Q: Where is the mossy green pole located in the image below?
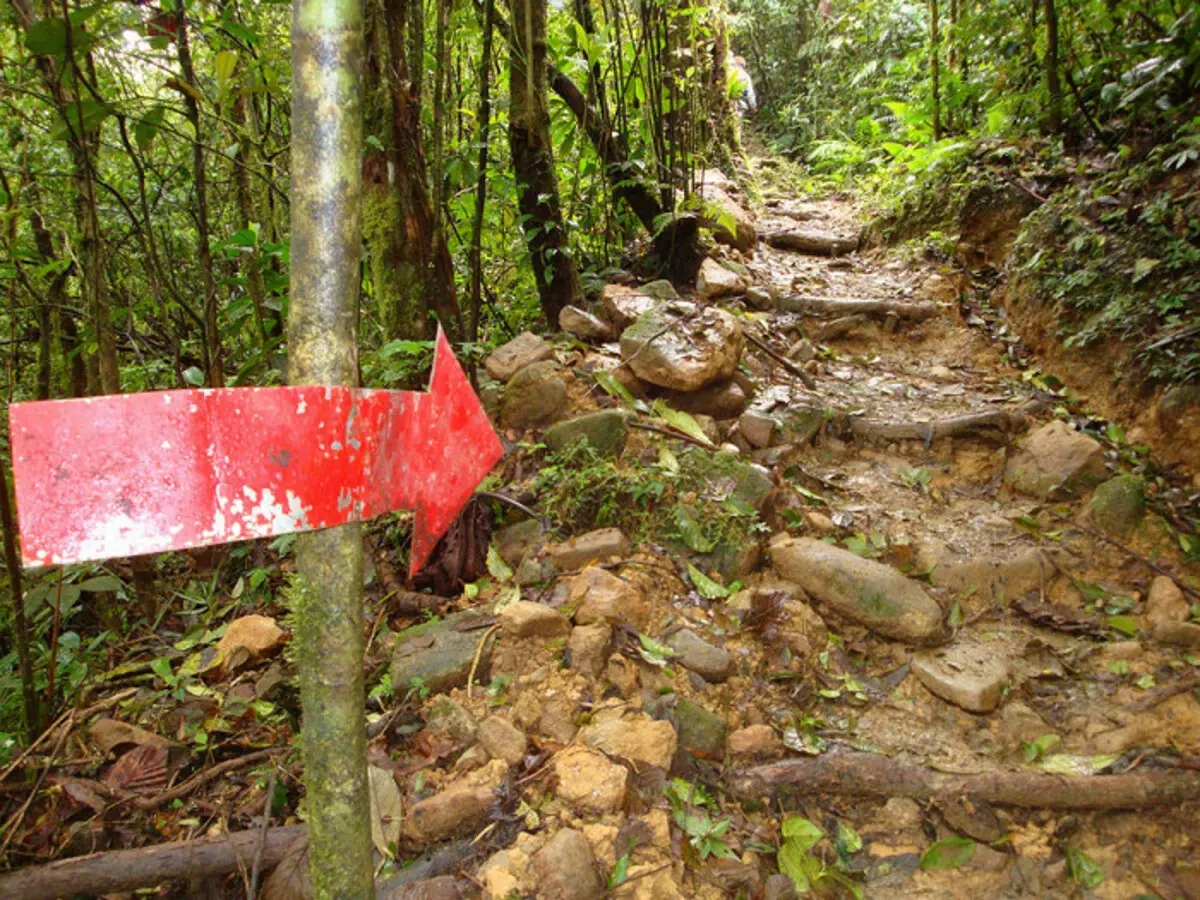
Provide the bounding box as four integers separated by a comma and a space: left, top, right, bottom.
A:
289, 0, 375, 895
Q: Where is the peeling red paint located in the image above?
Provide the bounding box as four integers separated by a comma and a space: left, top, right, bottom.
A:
9, 329, 502, 576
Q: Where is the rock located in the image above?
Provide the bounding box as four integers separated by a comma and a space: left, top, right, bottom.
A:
804, 511, 837, 534
405, 759, 506, 843
613, 864, 686, 900
1155, 621, 1200, 649
764, 873, 799, 900
215, 615, 286, 672
664, 380, 748, 419
546, 528, 632, 570
485, 331, 554, 382
1157, 384, 1200, 431
931, 548, 1058, 602
569, 567, 649, 628
379, 876, 463, 900
1004, 421, 1106, 499
786, 338, 817, 363
696, 257, 749, 300
392, 610, 493, 696
531, 829, 606, 900
728, 724, 782, 757
704, 540, 763, 582
745, 286, 775, 310
881, 796, 923, 832
478, 716, 527, 766
551, 745, 629, 814
663, 628, 732, 683
1147, 576, 1189, 630
620, 305, 743, 392
1090, 473, 1145, 536
611, 364, 651, 398
479, 835, 540, 899
913, 635, 1013, 712
501, 360, 570, 429
453, 744, 489, 772
559, 306, 614, 342
539, 696, 579, 744
578, 708, 678, 770
673, 698, 726, 758
728, 457, 775, 510
514, 556, 554, 586
779, 596, 829, 659
495, 519, 544, 567
544, 410, 629, 457
425, 697, 478, 742
770, 535, 944, 642
568, 622, 613, 678
777, 405, 826, 446
696, 181, 757, 252
602, 283, 674, 331
739, 409, 778, 448
498, 601, 571, 639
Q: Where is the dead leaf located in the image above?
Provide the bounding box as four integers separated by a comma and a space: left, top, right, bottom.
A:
51, 776, 108, 813
368, 765, 403, 858
88, 717, 173, 755
103, 744, 168, 794
263, 833, 312, 900
215, 615, 287, 672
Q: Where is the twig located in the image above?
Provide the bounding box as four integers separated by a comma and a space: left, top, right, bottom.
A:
476, 491, 548, 527
246, 769, 277, 899
0, 714, 72, 860
465, 624, 500, 700
1126, 675, 1200, 713
119, 748, 278, 811
744, 329, 817, 389
630, 420, 713, 450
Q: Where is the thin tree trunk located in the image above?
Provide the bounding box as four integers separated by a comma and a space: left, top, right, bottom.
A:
0, 461, 38, 736
930, 0, 941, 140
289, 0, 374, 891
468, 0, 495, 341
509, 0, 581, 322
1043, 0, 1062, 133
176, 4, 224, 387
233, 96, 274, 355
57, 305, 87, 398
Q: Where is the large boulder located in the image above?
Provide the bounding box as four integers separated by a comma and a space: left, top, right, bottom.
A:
485, 331, 554, 382
391, 610, 494, 695
770, 535, 944, 642
620, 305, 743, 392
501, 360, 570, 429
559, 306, 614, 342
1004, 420, 1106, 499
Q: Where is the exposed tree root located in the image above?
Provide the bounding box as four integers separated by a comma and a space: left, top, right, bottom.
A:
850, 407, 1031, 443
0, 824, 307, 900
778, 294, 940, 320
765, 230, 859, 255
733, 748, 1200, 809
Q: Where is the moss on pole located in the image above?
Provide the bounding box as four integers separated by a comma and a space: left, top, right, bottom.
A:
288, 0, 375, 894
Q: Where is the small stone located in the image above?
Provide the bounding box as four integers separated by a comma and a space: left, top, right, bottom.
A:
425, 696, 477, 742
514, 555, 554, 586
546, 528, 632, 570
501, 360, 569, 429
485, 331, 554, 382
1155, 621, 1200, 649
777, 405, 826, 446
663, 380, 748, 419
498, 601, 571, 639
697, 257, 749, 299
969, 845, 1010, 872
453, 744, 489, 772
215, 615, 286, 672
931, 548, 1058, 603
494, 519, 544, 567
786, 339, 817, 363
478, 716, 527, 766
578, 709, 677, 770
559, 306, 614, 342
663, 628, 732, 683
728, 724, 782, 757
1147, 575, 1189, 630
1004, 420, 1106, 499
913, 635, 1013, 713
881, 796, 922, 831
1090, 474, 1145, 536
764, 873, 798, 900
568, 622, 613, 678
551, 745, 629, 814
392, 610, 494, 696
739, 409, 777, 448
601, 285, 666, 331
531, 829, 606, 900
539, 696, 579, 744
745, 286, 774, 309
673, 698, 726, 759
544, 410, 629, 457
804, 511, 837, 534
405, 759, 507, 843
770, 535, 944, 643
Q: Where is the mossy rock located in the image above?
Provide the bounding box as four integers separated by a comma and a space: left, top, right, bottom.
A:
1090, 474, 1145, 536
672, 698, 727, 759
544, 410, 629, 457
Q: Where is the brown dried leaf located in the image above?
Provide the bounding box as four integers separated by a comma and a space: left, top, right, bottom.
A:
103, 743, 168, 794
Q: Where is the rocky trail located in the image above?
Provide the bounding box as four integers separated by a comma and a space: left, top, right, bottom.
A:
6, 167, 1200, 900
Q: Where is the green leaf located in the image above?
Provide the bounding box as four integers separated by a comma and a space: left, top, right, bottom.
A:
214, 49, 238, 92
1021, 733, 1062, 762
687, 564, 729, 599
657, 445, 680, 474
50, 99, 114, 142
1064, 846, 1104, 888
1131, 257, 1160, 283
150, 657, 175, 683
674, 504, 716, 553
182, 366, 205, 386
135, 106, 166, 151
651, 400, 715, 448
75, 575, 121, 592
777, 840, 812, 891
637, 632, 676, 667
485, 544, 513, 583
781, 816, 824, 852
1107, 615, 1139, 637
836, 821, 863, 854
919, 837, 975, 870
610, 854, 629, 887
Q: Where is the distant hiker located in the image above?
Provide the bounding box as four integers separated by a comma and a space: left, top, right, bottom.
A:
729, 55, 757, 116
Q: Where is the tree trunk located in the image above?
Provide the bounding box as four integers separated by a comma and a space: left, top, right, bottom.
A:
288, 0, 375, 892
468, 0, 495, 341
232, 96, 276, 357
176, 5, 224, 388
1043, 0, 1062, 133
929, 0, 941, 140
509, 0, 582, 323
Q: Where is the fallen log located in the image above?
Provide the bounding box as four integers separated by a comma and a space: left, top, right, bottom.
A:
850, 408, 1030, 443
766, 230, 858, 256
733, 748, 1200, 810
0, 824, 308, 900
777, 295, 940, 321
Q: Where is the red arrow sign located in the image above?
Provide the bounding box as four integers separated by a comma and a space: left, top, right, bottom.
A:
9, 329, 502, 576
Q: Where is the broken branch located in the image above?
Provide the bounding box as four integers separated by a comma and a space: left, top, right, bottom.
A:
765, 230, 859, 256
777, 295, 940, 321
850, 408, 1030, 443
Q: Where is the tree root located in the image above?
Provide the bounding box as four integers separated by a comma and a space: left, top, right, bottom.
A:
733, 748, 1200, 809
777, 294, 940, 320
765, 230, 859, 256
0, 824, 308, 900
850, 407, 1031, 444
